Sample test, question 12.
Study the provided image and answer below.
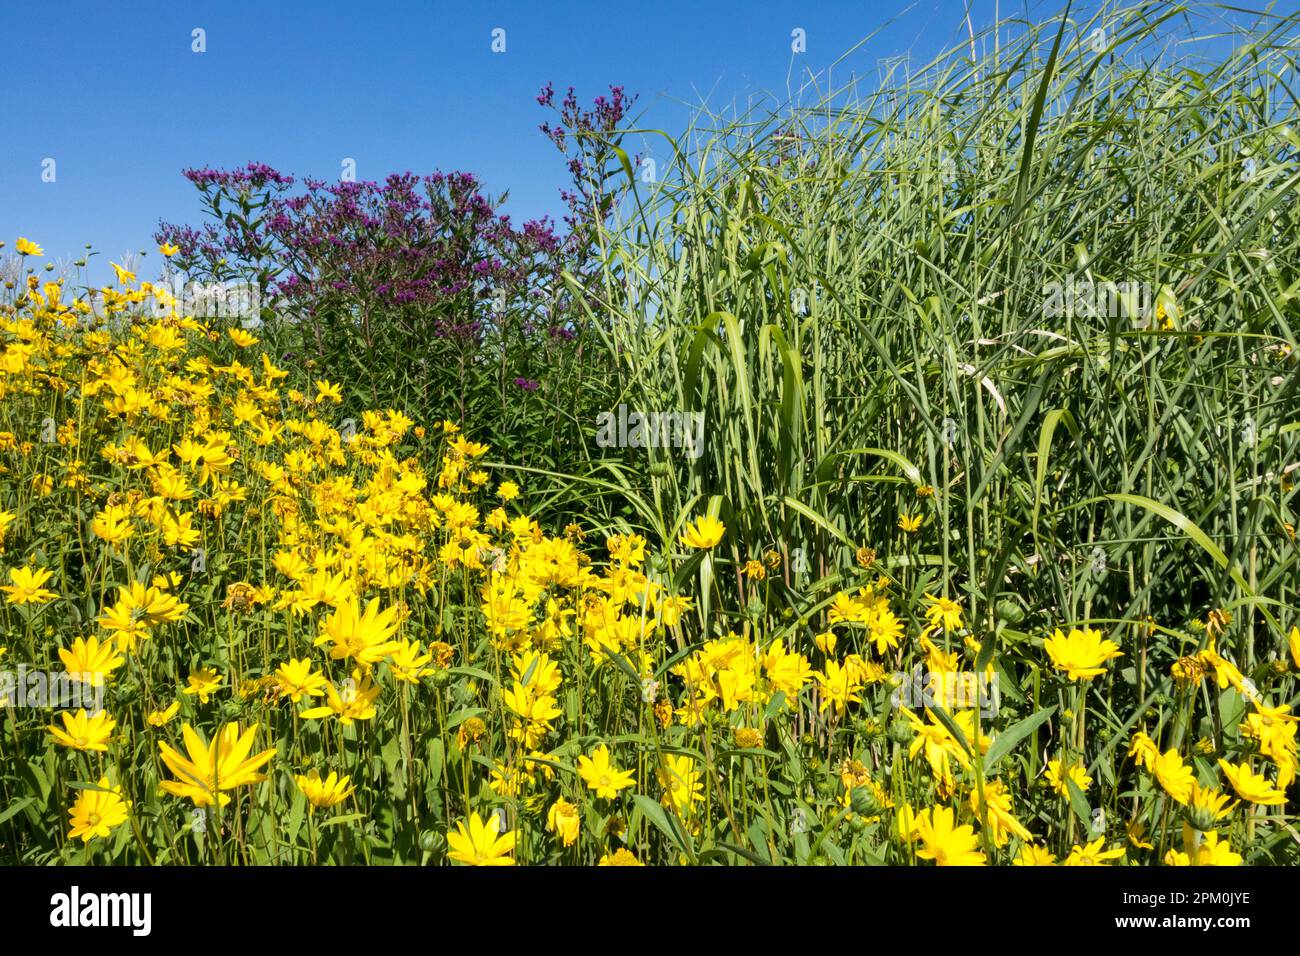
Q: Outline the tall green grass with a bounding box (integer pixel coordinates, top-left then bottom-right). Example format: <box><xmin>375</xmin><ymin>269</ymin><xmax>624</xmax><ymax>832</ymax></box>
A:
<box><xmin>547</xmin><ymin>2</ymin><xmax>1298</xmax><ymax>675</ymax></box>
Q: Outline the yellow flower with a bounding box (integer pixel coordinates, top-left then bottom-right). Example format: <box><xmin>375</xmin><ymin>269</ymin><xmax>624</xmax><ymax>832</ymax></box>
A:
<box><xmin>913</xmin><ymin>805</ymin><xmax>986</xmax><ymax>866</ymax></box>
<box><xmin>546</xmin><ymin>798</ymin><xmax>581</xmax><ymax>847</ymax></box>
<box><xmin>1063</xmin><ymin>838</ymin><xmax>1125</xmax><ymax>865</ymax></box>
<box><xmin>1127</xmin><ymin>819</ymin><xmax>1154</xmax><ymax>850</ymax></box>
<box><xmin>159</xmin><ymin>242</ymin><xmax>180</xmax><ymax>257</ymax></box>
<box><xmin>679</xmin><ymin>514</ymin><xmax>725</xmax><ymax>550</ymax></box>
<box><xmin>274</xmin><ymin>658</ymin><xmax>328</xmax><ymax>702</ymax></box>
<box><xmin>1151</xmin><ymin>749</ymin><xmax>1195</xmax><ymax>805</ymax></box>
<box><xmin>922</xmin><ymin>593</ymin><xmax>964</xmax><ymax>636</ymax></box>
<box><xmin>1127</xmin><ymin>731</ymin><xmax>1160</xmax><ymax>772</ymax></box>
<box><xmin>969</xmin><ymin>779</ymin><xmax>1032</xmax><ymax>847</ymax></box>
<box><xmin>1164</xmin><ymin>825</ymin><xmax>1241</xmax><ymax>866</ymax></box>
<box><xmin>158</xmin><ymin>722</ymin><xmax>277</xmax><ymax>807</ymax></box>
<box><xmin>447</xmin><ymin>811</ymin><xmax>515</xmax><ymax>866</ymax></box>
<box><xmin>658</xmin><ymin>754</ymin><xmax>703</xmax><ymax>815</ymax></box>
<box><xmin>300</xmin><ymin>671</ymin><xmax>381</xmax><ymax>724</ymax></box>
<box><xmin>91</xmin><ymin>505</ymin><xmax>134</xmax><ymax>546</ymax></box>
<box><xmin>1289</xmin><ymin>626</ymin><xmax>1300</xmax><ymax>670</ymax></box>
<box><xmin>1218</xmin><ymin>759</ymin><xmax>1287</xmax><ymax>806</ymax></box>
<box><xmin>15</xmin><ymin>237</ymin><xmax>44</xmax><ymax>256</ymax></box>
<box><xmin>814</xmin><ymin>660</ymin><xmax>863</xmax><ymax>715</ymax></box>
<box><xmin>67</xmin><ymin>778</ymin><xmax>130</xmax><ymax>843</ymax></box>
<box><xmin>387</xmin><ymin>640</ymin><xmax>433</xmax><ymax>684</ymax></box>
<box><xmin>58</xmin><ymin>635</ymin><xmax>125</xmax><ymax>687</ymax></box>
<box><xmin>314</xmin><ymin>379</ymin><xmax>343</xmax><ymax>404</ymax></box>
<box><xmin>182</xmin><ymin>667</ymin><xmax>224</xmax><ymax>703</ymax></box>
<box><xmin>1187</xmin><ymin>782</ymin><xmax>1236</xmax><ymax>829</ymax></box>
<box><xmin>898</xmin><ymin>513</ymin><xmax>923</xmax><ymax>533</ymax></box>
<box><xmin>1043</xmin><ymin>627</ymin><xmax>1123</xmax><ymax>680</ymax></box>
<box><xmin>497</xmin><ymin>481</ymin><xmax>520</xmax><ymax>501</ymax></box>
<box><xmin>1046</xmin><ymin>758</ymin><xmax>1092</xmax><ymax>797</ymax></box>
<box><xmin>1014</xmin><ymin>844</ymin><xmax>1057</xmax><ymax>866</ymax></box>
<box><xmin>598</xmin><ymin>848</ymin><xmax>644</xmax><ymax>866</ymax></box>
<box><xmin>47</xmin><ymin>709</ymin><xmax>116</xmax><ymax>752</ymax></box>
<box><xmin>1</xmin><ymin>565</ymin><xmax>58</xmax><ymax>605</ymax></box>
<box><xmin>228</xmin><ymin>328</ymin><xmax>258</xmax><ymax>348</ymax></box>
<box><xmin>146</xmin><ymin>701</ymin><xmax>180</xmax><ymax>727</ymax></box>
<box><xmin>657</xmin><ymin>594</ymin><xmax>692</xmax><ymax>628</ymax></box>
<box><xmin>577</xmin><ymin>744</ymin><xmax>636</xmax><ymax>799</ymax></box>
<box><xmin>315</xmin><ymin>596</ymin><xmax>402</xmax><ymax>669</ymax></box>
<box><xmin>295</xmin><ymin>769</ymin><xmax>355</xmax><ymax>810</ymax></box>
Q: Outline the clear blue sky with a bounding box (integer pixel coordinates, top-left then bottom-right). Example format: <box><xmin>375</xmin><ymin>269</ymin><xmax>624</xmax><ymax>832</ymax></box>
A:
<box><xmin>0</xmin><ymin>0</ymin><xmax>1256</xmax><ymax>281</ymax></box>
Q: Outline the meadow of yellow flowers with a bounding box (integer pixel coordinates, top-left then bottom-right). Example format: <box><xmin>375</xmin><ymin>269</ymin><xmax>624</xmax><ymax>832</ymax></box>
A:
<box><xmin>0</xmin><ymin>245</ymin><xmax>1296</xmax><ymax>867</ymax></box>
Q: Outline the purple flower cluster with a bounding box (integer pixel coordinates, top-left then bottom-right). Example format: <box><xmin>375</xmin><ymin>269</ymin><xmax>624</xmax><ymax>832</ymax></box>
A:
<box><xmin>537</xmin><ymin>84</ymin><xmax>637</xmax><ymax>233</ymax></box>
<box><xmin>157</xmin><ymin>165</ymin><xmax>567</xmax><ymax>344</ymax></box>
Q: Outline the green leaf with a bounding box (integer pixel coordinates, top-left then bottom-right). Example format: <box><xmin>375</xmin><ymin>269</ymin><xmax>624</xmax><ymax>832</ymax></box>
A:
<box><xmin>927</xmin><ymin>702</ymin><xmax>972</xmax><ymax>757</ymax></box>
<box><xmin>982</xmin><ymin>706</ymin><xmax>1057</xmax><ymax>774</ymax></box>
<box><xmin>1065</xmin><ymin>777</ymin><xmax>1094</xmax><ymax>833</ymax></box>
<box><xmin>632</xmin><ymin>794</ymin><xmax>692</xmax><ymax>856</ymax></box>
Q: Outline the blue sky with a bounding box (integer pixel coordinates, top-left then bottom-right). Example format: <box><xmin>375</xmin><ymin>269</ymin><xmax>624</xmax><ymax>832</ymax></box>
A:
<box><xmin>0</xmin><ymin>0</ymin><xmax>1264</xmax><ymax>281</ymax></box>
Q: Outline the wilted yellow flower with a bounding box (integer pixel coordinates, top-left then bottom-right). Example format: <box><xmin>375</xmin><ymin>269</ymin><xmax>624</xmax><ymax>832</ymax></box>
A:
<box><xmin>546</xmin><ymin>798</ymin><xmax>581</xmax><ymax>847</ymax></box>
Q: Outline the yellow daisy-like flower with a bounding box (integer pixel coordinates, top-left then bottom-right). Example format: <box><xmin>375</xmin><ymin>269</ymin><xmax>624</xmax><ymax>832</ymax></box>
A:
<box><xmin>1043</xmin><ymin>627</ymin><xmax>1123</xmax><ymax>680</ymax></box>
<box><xmin>577</xmin><ymin>744</ymin><xmax>636</xmax><ymax>799</ymax></box>
<box><xmin>598</xmin><ymin>848</ymin><xmax>644</xmax><ymax>866</ymax></box>
<box><xmin>1</xmin><ymin>565</ymin><xmax>58</xmax><ymax>605</ymax></box>
<box><xmin>58</xmin><ymin>634</ymin><xmax>124</xmax><ymax>687</ymax></box>
<box><xmin>1063</xmin><ymin>838</ymin><xmax>1125</xmax><ymax>866</ymax></box>
<box><xmin>182</xmin><ymin>667</ymin><xmax>224</xmax><ymax>703</ymax></box>
<box><xmin>47</xmin><ymin>709</ymin><xmax>116</xmax><ymax>752</ymax></box>
<box><xmin>1164</xmin><ymin>826</ymin><xmax>1242</xmax><ymax>866</ymax></box>
<box><xmin>295</xmin><ymin>769</ymin><xmax>355</xmax><ymax>811</ymax></box>
<box><xmin>913</xmin><ymin>805</ymin><xmax>986</xmax><ymax>866</ymax></box>
<box><xmin>1046</xmin><ymin>758</ymin><xmax>1092</xmax><ymax>797</ymax></box>
<box><xmin>1218</xmin><ymin>759</ymin><xmax>1287</xmax><ymax>806</ymax></box>
<box><xmin>1151</xmin><ymin>749</ymin><xmax>1195</xmax><ymax>805</ymax></box>
<box><xmin>657</xmin><ymin>754</ymin><xmax>704</xmax><ymax>815</ymax></box>
<box><xmin>158</xmin><ymin>722</ymin><xmax>276</xmax><ymax>808</ymax></box>
<box><xmin>447</xmin><ymin>811</ymin><xmax>515</xmax><ymax>866</ymax></box>
<box><xmin>314</xmin><ymin>379</ymin><xmax>343</xmax><ymax>404</ymax></box>
<box><xmin>67</xmin><ymin>778</ymin><xmax>130</xmax><ymax>843</ymax></box>
<box><xmin>678</xmin><ymin>514</ymin><xmax>725</xmax><ymax>550</ymax></box>
<box><xmin>274</xmin><ymin>658</ymin><xmax>328</xmax><ymax>702</ymax></box>
<box><xmin>1014</xmin><ymin>844</ymin><xmax>1058</xmax><ymax>866</ymax></box>
<box><xmin>146</xmin><ymin>701</ymin><xmax>181</xmax><ymax>727</ymax></box>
